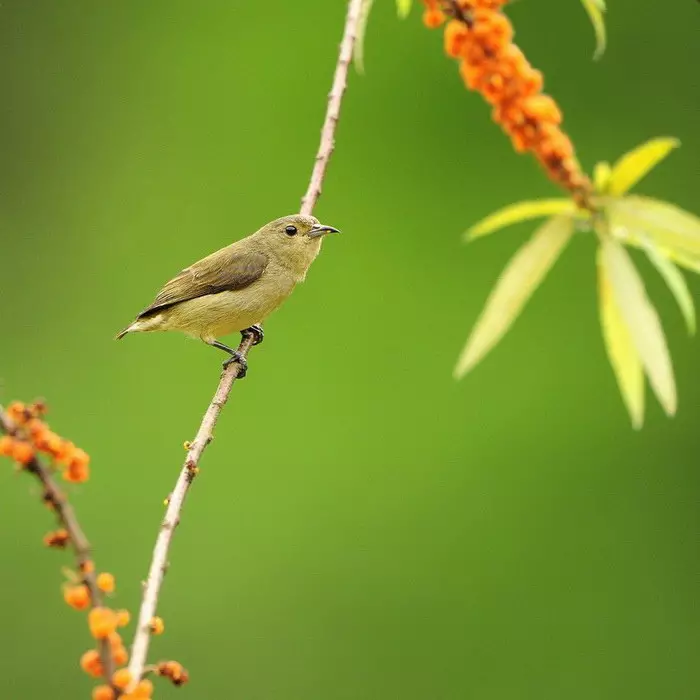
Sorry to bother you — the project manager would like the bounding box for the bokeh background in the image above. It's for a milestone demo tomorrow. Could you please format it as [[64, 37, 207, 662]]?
[[1, 1, 699, 698]]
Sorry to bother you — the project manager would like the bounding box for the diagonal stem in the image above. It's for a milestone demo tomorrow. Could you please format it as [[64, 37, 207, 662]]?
[[0, 407, 115, 688], [126, 0, 363, 688]]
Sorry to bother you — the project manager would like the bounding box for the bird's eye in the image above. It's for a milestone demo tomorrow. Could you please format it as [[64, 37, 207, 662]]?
[[285, 225, 298, 236]]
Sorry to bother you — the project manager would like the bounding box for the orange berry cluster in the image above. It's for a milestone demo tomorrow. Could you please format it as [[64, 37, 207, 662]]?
[[0, 400, 90, 482], [92, 677, 154, 700], [156, 661, 190, 686], [422, 0, 593, 205], [78, 600, 136, 696]]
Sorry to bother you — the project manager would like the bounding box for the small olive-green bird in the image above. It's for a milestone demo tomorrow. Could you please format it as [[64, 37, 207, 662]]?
[[116, 214, 340, 375]]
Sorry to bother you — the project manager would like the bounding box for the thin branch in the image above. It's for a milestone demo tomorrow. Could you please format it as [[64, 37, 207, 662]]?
[[0, 406, 115, 686], [126, 0, 363, 687]]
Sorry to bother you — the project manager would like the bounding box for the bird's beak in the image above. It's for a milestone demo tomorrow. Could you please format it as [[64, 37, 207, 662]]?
[[309, 223, 341, 238]]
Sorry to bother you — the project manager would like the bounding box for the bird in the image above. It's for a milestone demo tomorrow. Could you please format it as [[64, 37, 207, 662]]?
[[116, 214, 340, 375]]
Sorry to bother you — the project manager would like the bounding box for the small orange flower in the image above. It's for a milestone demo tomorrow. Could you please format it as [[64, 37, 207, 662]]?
[[92, 685, 115, 700], [64, 584, 91, 610], [112, 668, 132, 690], [80, 649, 104, 678], [97, 573, 116, 594], [89, 608, 118, 639], [149, 616, 165, 635], [43, 528, 70, 548]]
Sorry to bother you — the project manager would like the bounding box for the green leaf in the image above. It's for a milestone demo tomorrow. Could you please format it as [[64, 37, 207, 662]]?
[[609, 195, 700, 258], [593, 161, 612, 193], [466, 199, 575, 240], [397, 0, 412, 18], [601, 237, 677, 417], [598, 249, 645, 428], [609, 137, 680, 196], [641, 239, 696, 335], [454, 216, 573, 379], [581, 0, 607, 60], [354, 0, 375, 74]]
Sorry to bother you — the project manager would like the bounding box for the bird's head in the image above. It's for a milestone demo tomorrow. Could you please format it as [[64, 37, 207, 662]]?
[[259, 214, 340, 243], [256, 214, 341, 269]]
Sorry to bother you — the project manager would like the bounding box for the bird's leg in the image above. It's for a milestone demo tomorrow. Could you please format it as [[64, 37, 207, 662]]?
[[241, 324, 264, 346], [210, 340, 248, 378]]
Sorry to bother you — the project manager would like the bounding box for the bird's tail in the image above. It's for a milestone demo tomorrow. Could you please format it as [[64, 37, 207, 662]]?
[[115, 326, 131, 340]]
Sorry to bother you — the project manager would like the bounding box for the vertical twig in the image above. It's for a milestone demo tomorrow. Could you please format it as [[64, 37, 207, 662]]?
[[126, 0, 363, 688]]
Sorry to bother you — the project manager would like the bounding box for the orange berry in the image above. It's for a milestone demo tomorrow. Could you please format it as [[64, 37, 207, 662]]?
[[444, 20, 469, 58], [149, 616, 165, 635], [92, 685, 115, 700], [69, 447, 90, 470], [133, 679, 154, 698], [97, 573, 115, 594], [0, 435, 14, 457], [80, 649, 104, 678], [64, 584, 91, 610], [11, 440, 35, 465], [25, 418, 47, 438], [112, 668, 132, 690], [55, 440, 76, 465], [89, 607, 118, 639], [116, 609, 131, 627], [43, 528, 70, 548], [7, 401, 27, 424], [81, 560, 96, 575], [63, 462, 90, 483], [423, 7, 445, 29], [112, 645, 129, 666]]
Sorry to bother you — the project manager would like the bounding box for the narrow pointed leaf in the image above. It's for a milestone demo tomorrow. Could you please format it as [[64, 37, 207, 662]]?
[[641, 239, 696, 335], [397, 0, 412, 18], [466, 199, 575, 240], [594, 161, 612, 193], [455, 216, 573, 379], [601, 237, 677, 416], [598, 249, 645, 428], [581, 0, 607, 60], [353, 0, 375, 74], [609, 137, 680, 195], [609, 195, 700, 257]]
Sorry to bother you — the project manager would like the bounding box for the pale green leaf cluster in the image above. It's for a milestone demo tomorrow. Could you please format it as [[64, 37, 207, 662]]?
[[581, 0, 607, 60], [457, 137, 700, 428]]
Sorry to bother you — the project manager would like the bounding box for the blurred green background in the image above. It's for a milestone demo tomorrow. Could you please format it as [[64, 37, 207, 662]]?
[[1, 1, 699, 698]]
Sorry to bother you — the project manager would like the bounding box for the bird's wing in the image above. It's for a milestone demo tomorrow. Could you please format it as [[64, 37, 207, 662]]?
[[138, 246, 269, 318]]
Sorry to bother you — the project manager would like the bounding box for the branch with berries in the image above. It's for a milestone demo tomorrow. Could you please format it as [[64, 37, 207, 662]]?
[[0, 402, 189, 699], [354, 0, 699, 427], [2, 1, 362, 698]]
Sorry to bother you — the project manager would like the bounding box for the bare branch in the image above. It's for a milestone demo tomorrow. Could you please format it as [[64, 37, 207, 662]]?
[[127, 0, 363, 687], [0, 406, 115, 687]]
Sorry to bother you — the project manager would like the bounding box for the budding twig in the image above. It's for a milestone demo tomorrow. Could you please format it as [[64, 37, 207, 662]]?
[[126, 0, 363, 687], [0, 405, 115, 686]]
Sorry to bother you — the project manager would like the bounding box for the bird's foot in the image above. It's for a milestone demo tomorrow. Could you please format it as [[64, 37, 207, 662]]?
[[241, 324, 264, 346], [223, 351, 248, 378]]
